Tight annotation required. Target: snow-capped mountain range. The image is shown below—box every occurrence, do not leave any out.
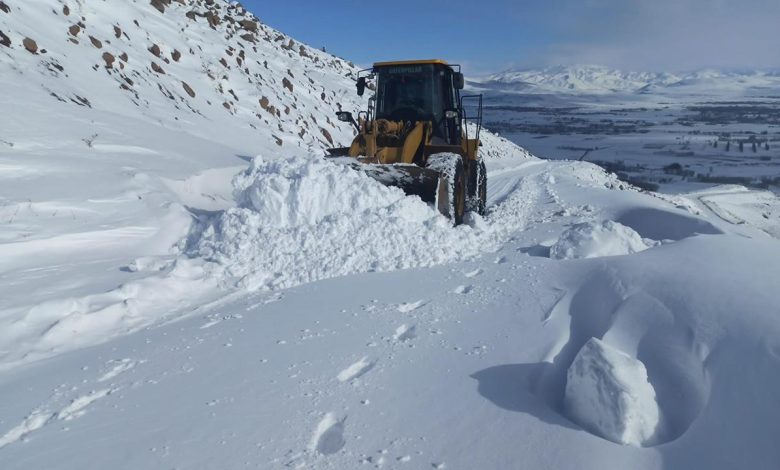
[474,64,780,94]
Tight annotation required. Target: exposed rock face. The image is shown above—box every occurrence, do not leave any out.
[150,0,169,14]
[320,128,333,145]
[206,11,220,28]
[171,49,181,62]
[102,52,115,68]
[113,25,122,39]
[149,44,161,57]
[23,37,38,54]
[151,62,165,74]
[239,19,257,32]
[282,77,293,92]
[182,81,195,97]
[0,30,10,47]
[119,52,128,62]
[89,36,102,49]
[0,2,10,14]
[62,4,69,16]
[69,24,80,36]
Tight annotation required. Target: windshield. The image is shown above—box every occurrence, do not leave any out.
[375,64,442,123]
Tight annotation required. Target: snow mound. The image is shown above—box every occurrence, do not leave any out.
[550,221,650,260]
[564,338,660,447]
[195,155,488,290]
[231,155,406,228]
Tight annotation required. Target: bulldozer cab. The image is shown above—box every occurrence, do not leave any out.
[328,59,486,225]
[372,61,462,145]
[336,59,482,164]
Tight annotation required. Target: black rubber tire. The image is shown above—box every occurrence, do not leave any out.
[466,159,488,216]
[426,153,466,225]
[477,160,487,215]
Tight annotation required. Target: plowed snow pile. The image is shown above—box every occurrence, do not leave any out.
[195,155,489,290]
[564,338,660,447]
[550,220,651,260]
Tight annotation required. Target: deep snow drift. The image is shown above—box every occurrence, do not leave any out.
[195,154,490,290]
[550,220,652,260]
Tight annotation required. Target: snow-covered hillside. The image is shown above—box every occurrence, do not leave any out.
[2,2,780,470]
[0,0,369,366]
[474,64,780,95]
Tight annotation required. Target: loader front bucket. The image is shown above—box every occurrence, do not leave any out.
[327,157,440,204]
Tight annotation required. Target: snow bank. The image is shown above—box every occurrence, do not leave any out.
[564,338,660,447]
[550,221,650,260]
[195,155,488,290]
[232,155,407,228]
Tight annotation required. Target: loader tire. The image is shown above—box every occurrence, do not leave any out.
[466,159,487,216]
[426,153,466,225]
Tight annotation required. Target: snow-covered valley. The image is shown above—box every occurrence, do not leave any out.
[2,1,780,469]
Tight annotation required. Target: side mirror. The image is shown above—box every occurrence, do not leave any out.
[336,111,360,132]
[356,77,367,96]
[454,72,465,90]
[444,109,459,119]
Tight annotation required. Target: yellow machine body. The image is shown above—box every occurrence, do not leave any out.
[328,59,486,224]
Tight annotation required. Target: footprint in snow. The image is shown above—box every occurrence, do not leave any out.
[98,358,141,382]
[200,313,243,329]
[397,300,427,313]
[0,388,114,449]
[452,285,473,295]
[337,357,375,382]
[310,413,346,455]
[394,324,417,342]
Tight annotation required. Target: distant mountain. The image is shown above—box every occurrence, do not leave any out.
[472,65,780,95]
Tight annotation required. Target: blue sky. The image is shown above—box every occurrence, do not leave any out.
[243,0,780,74]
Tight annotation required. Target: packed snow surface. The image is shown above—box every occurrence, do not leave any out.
[550,220,651,259]
[564,338,660,447]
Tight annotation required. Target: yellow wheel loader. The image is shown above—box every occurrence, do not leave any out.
[327,59,486,225]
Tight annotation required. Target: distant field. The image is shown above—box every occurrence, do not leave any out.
[482,91,780,194]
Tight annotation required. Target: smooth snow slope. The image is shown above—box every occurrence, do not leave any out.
[0,0,366,367]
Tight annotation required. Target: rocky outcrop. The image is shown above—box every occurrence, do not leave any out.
[282,77,293,92]
[150,0,170,14]
[182,81,195,97]
[239,19,257,32]
[23,37,37,54]
[102,52,115,68]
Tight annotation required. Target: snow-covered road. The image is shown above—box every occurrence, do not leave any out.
[2,154,780,470]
